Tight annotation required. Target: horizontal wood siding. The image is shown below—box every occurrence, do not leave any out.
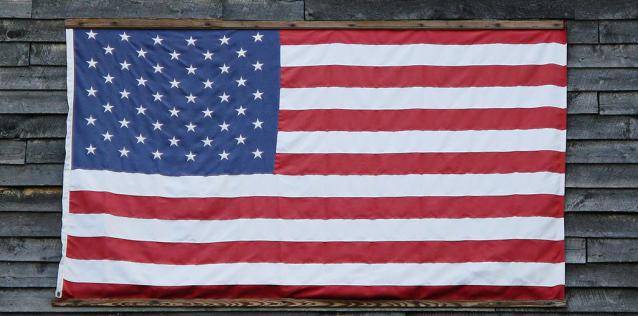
[0,0,637,314]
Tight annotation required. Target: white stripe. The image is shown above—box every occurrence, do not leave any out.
[281,43,566,67]
[63,258,564,287]
[277,129,565,154]
[68,169,565,197]
[280,86,566,110]
[65,214,564,242]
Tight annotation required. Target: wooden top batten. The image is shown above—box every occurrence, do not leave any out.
[64,19,564,29]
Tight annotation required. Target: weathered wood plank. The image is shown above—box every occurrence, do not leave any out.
[568,45,638,67]
[588,238,638,263]
[573,0,638,19]
[0,164,63,186]
[0,19,64,42]
[0,262,57,288]
[0,237,61,261]
[600,92,638,115]
[0,67,65,90]
[567,263,638,287]
[566,213,638,238]
[32,0,222,19]
[566,189,638,213]
[0,0,31,18]
[567,141,638,163]
[64,19,565,29]
[0,91,67,114]
[0,115,67,138]
[26,139,65,163]
[567,92,598,114]
[0,140,25,164]
[0,42,29,66]
[29,43,66,66]
[0,187,62,212]
[566,20,598,44]
[0,211,60,237]
[568,69,638,91]
[600,21,638,43]
[304,0,574,20]
[566,288,638,312]
[222,0,304,20]
[567,164,638,188]
[567,115,638,140]
[565,237,586,264]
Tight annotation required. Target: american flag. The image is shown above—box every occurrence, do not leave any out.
[57,28,566,301]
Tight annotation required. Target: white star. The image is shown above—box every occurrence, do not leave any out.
[252,61,263,71]
[219,63,230,74]
[252,118,263,129]
[152,91,163,102]
[169,78,181,88]
[252,148,263,159]
[152,150,163,160]
[235,134,247,144]
[120,60,131,70]
[86,86,97,97]
[102,102,114,112]
[218,121,230,132]
[152,35,163,45]
[103,44,114,55]
[136,48,147,58]
[135,105,147,115]
[218,92,230,103]
[119,89,130,99]
[235,76,247,87]
[186,36,197,46]
[201,137,213,147]
[103,73,115,84]
[252,90,263,100]
[152,120,163,131]
[101,131,113,141]
[169,50,180,60]
[202,79,214,89]
[85,115,96,126]
[169,107,180,117]
[118,146,130,157]
[219,150,230,160]
[202,50,214,60]
[236,47,247,58]
[119,32,131,41]
[202,108,214,118]
[86,30,97,39]
[153,63,164,73]
[186,64,197,75]
[219,35,230,45]
[136,76,147,86]
[235,105,247,116]
[135,133,146,144]
[85,144,96,154]
[185,93,197,103]
[252,32,264,42]
[185,151,196,161]
[86,58,98,68]
[118,118,130,128]
[168,136,180,147]
[185,122,197,132]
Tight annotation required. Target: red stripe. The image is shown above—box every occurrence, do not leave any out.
[67,237,564,264]
[62,281,564,300]
[280,30,567,45]
[280,65,566,88]
[69,191,563,219]
[278,108,566,131]
[274,151,565,175]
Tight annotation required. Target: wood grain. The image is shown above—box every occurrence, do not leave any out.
[64,19,564,29]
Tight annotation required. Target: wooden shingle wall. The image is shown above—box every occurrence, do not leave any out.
[1,0,637,314]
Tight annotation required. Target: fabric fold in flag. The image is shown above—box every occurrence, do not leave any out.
[58,27,566,301]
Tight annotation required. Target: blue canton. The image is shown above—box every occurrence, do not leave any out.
[71,29,280,176]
